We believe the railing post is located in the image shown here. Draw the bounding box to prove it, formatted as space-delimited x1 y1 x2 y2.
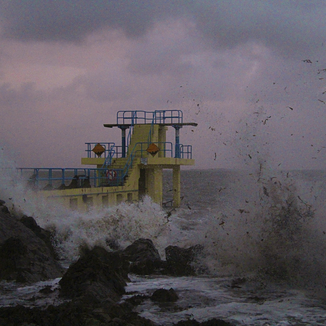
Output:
119 126 129 158
173 125 182 158
49 169 53 187
34 169 39 188
61 169 65 186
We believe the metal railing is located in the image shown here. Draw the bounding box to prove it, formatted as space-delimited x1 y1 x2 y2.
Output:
178 144 193 159
102 144 116 168
154 110 183 124
18 141 179 190
117 110 183 125
18 167 126 190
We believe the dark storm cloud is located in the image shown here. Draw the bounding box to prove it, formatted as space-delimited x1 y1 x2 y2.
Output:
0 0 185 42
1 0 325 57
189 0 326 57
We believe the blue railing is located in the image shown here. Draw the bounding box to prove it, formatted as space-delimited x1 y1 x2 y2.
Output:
19 141 178 190
179 144 193 159
20 110 194 191
117 110 154 124
117 110 183 125
154 110 183 124
102 143 116 168
18 167 125 190
85 141 191 161
126 111 137 149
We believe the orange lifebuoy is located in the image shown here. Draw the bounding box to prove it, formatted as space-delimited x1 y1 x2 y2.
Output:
106 170 117 181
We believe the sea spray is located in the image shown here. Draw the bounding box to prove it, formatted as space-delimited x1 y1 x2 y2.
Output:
0 148 30 215
186 107 326 288
0 150 173 262
44 196 172 262
184 165 326 294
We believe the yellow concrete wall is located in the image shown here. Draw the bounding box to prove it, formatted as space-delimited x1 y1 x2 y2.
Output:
41 185 138 212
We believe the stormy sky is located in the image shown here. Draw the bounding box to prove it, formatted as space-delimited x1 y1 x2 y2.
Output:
1 0 326 170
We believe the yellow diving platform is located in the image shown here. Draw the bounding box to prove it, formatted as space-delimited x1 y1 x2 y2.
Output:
19 110 197 211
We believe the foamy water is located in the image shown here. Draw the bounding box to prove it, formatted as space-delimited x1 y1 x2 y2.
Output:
124 274 326 325
2 147 326 324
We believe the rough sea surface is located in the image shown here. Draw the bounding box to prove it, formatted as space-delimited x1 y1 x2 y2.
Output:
1 161 326 325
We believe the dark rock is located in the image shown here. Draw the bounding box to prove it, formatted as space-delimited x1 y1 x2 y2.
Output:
174 319 234 326
0 305 52 326
0 200 10 214
122 238 166 275
0 299 159 326
20 215 58 259
230 277 246 289
174 321 200 326
59 246 129 302
125 294 150 306
106 238 120 250
165 244 204 276
39 286 54 294
150 288 179 302
0 210 63 283
201 318 234 325
105 301 157 326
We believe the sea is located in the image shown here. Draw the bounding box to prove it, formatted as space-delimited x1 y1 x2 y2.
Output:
1 158 326 325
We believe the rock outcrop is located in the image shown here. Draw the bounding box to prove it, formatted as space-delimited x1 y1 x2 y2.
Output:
59 246 129 302
150 288 179 302
122 238 166 275
0 206 63 283
165 244 204 276
0 200 234 326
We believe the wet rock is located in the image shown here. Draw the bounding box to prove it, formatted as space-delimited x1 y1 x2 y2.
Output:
59 246 129 302
174 319 234 326
201 319 234 325
39 286 54 295
0 299 159 326
125 294 150 306
105 301 157 326
165 244 204 276
230 277 246 289
0 200 10 214
20 215 58 259
122 238 166 275
0 210 63 283
174 321 201 326
150 288 179 302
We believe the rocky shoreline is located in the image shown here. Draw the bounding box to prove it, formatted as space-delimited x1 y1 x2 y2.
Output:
0 200 234 326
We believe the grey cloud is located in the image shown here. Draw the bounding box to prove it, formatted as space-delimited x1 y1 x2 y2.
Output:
0 0 184 42
1 0 326 58
189 0 326 57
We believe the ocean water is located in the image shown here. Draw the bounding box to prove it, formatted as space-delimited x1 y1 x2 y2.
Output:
1 155 326 325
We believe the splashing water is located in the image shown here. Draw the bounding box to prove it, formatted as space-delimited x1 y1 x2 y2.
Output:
43 196 173 262
0 149 173 262
3 147 326 324
2 144 326 290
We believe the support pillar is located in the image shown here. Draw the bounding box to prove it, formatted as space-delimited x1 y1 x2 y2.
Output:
118 126 128 158
146 167 163 205
173 165 181 207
